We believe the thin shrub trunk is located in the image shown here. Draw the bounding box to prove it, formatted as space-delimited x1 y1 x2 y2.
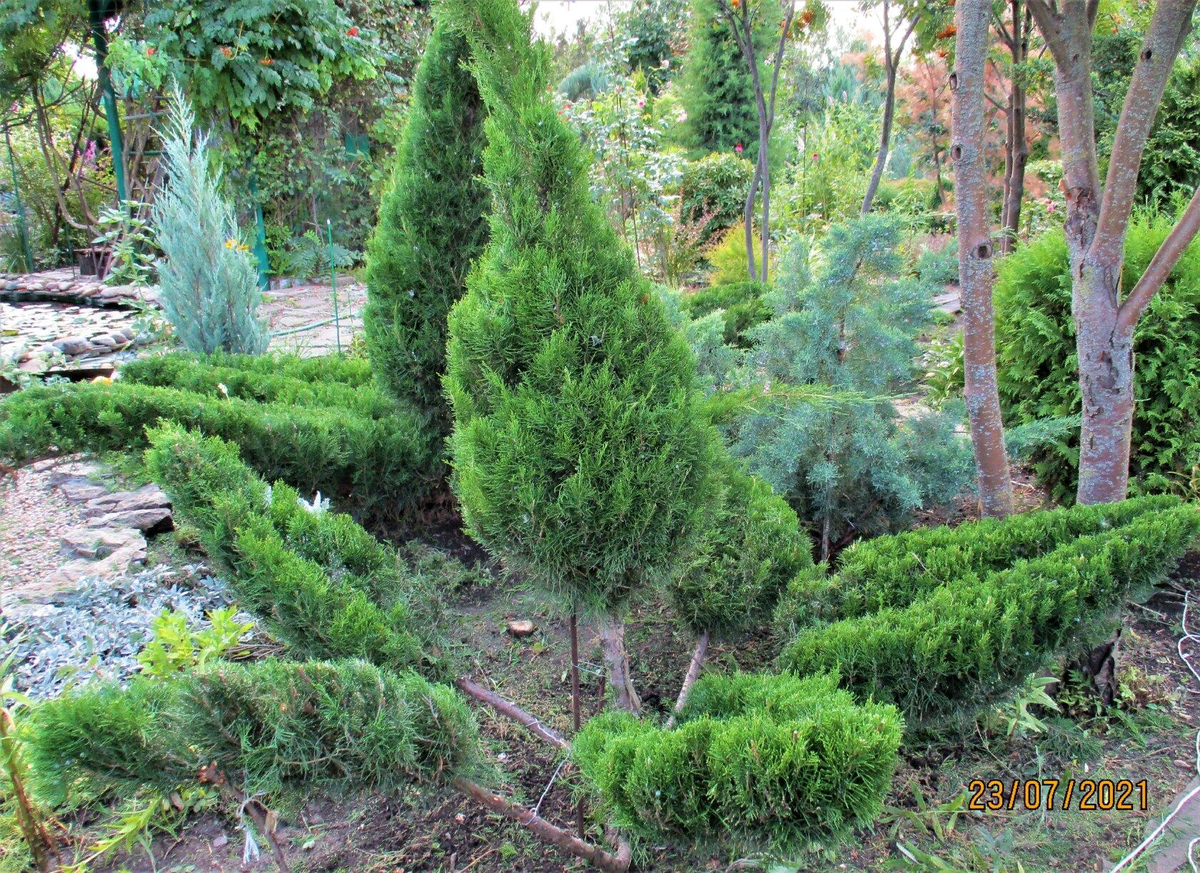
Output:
598 615 640 714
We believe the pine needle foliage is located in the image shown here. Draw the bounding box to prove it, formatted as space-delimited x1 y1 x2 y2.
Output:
152 84 268 355
781 503 1200 726
28 659 477 804
0 379 436 517
572 672 902 848
707 219 973 558
439 0 719 614
995 218 1200 503
144 425 443 675
364 22 489 432
668 461 814 637
775 494 1181 632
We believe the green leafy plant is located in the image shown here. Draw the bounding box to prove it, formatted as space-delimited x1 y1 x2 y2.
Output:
136 606 253 678
152 83 268 355
283 229 354 281
679 151 756 242
923 331 964 404
704 221 765 285
92 201 156 287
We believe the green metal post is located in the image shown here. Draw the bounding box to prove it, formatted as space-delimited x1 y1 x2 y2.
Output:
248 172 270 291
328 219 341 356
88 0 126 204
4 132 33 272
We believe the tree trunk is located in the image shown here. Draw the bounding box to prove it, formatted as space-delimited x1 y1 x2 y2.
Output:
743 159 760 280
999 0 1030 253
1029 0 1199 504
953 0 1015 517
598 615 641 714
862 63 897 216
665 631 709 729
758 129 771 283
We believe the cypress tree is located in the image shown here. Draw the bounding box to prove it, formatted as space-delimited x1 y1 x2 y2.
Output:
364 22 489 434
677 0 770 156
441 0 719 713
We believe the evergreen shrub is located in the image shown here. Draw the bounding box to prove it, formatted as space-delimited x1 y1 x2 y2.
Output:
681 281 771 348
120 352 400 418
680 152 756 241
705 222 765 285
776 494 1181 631
572 672 901 846
669 463 815 637
144 425 441 674
29 659 477 803
781 504 1200 724
364 22 489 434
0 381 436 516
995 217 1200 502
441 0 718 615
152 85 269 356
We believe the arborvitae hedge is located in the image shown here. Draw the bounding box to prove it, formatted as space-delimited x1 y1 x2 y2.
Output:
364 21 489 434
0 380 436 517
995 217 1200 502
440 0 718 613
145 425 441 675
776 494 1182 631
572 672 901 847
29 659 477 803
781 504 1200 724
121 352 398 418
669 463 813 637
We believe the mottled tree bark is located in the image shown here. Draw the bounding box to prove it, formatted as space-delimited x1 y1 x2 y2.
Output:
953 0 1015 518
1029 0 1200 504
598 615 641 714
998 0 1031 252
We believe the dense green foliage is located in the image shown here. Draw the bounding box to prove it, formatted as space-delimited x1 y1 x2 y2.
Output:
680 280 770 348
364 22 489 431
145 425 443 674
715 220 973 556
775 494 1181 634
152 87 268 355
995 218 1200 502
677 0 768 156
572 672 901 847
668 462 813 636
781 503 1200 725
0 378 436 517
441 0 717 613
121 352 397 417
679 151 756 240
29 659 477 804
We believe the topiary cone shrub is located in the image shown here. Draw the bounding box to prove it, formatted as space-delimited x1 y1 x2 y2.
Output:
364 21 489 437
441 0 719 713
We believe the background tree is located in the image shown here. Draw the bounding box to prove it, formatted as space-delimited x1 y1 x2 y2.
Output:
442 0 718 713
952 0 1014 517
364 21 488 436
1027 0 1200 504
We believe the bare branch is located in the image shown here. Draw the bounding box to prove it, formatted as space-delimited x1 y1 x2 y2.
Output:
1027 0 1068 62
1117 185 1200 331
993 8 1015 48
455 677 570 750
665 631 710 730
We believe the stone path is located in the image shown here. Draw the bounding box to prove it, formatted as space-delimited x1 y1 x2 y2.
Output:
1 270 367 379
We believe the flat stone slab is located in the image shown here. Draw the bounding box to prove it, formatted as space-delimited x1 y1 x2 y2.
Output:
83 483 170 516
86 506 173 533
49 461 107 487
61 527 146 560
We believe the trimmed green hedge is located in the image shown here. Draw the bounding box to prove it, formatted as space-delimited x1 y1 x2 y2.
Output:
120 352 401 419
776 495 1181 630
145 425 441 675
781 504 1200 724
28 659 477 803
0 380 437 516
572 672 901 847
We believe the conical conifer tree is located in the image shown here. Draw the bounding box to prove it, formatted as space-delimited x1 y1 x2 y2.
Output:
364 22 489 435
441 0 718 713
